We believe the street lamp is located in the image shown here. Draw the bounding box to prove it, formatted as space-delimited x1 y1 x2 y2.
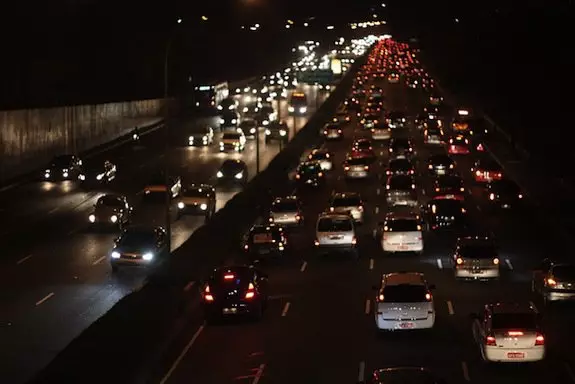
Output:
163 17 182 252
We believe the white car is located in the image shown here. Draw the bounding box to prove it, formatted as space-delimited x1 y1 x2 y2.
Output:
453 236 500 280
371 124 391 140
314 212 358 257
379 212 423 254
471 303 545 363
373 272 435 331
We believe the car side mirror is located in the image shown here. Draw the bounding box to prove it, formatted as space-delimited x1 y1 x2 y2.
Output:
469 312 480 321
428 284 436 290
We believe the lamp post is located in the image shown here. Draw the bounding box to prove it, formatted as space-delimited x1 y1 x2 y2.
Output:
164 17 182 252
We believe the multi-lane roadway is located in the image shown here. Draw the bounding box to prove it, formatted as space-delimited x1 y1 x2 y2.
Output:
0 76 327 383
146 62 575 384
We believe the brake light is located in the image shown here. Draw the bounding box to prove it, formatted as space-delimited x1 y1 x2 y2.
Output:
224 274 235 280
295 174 300 179
338 130 342 134
318 172 323 177
435 188 440 192
546 278 556 286
295 214 301 221
351 237 357 245
428 164 432 169
508 331 524 336
456 257 463 265
377 294 384 302
476 170 482 176
493 258 499 265
344 166 350 171
486 335 496 346
314 239 319 246
371 129 375 133
204 285 214 302
386 170 391 175
244 244 249 250
329 207 335 212
358 205 364 211
425 293 432 301
535 333 545 346
409 169 414 174
364 165 369 170
245 282 256 299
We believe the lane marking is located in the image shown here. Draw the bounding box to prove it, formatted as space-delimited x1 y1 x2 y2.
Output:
16 254 33 265
48 207 59 214
447 300 455 315
364 299 371 315
476 205 482 212
369 258 374 270
159 324 205 384
183 281 195 292
436 258 443 269
376 188 380 195
35 292 55 306
92 255 106 265
374 206 379 214
300 261 308 272
564 363 575 383
505 259 513 270
358 361 366 382
281 302 291 317
252 363 265 384
421 189 426 196
461 361 470 381
529 301 539 313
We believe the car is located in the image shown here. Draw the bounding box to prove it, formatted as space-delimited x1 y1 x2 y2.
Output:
238 118 258 138
423 195 467 230
352 138 373 151
385 111 407 129
314 212 358 257
269 196 303 226
242 102 261 119
143 172 182 199
188 125 214 146
343 153 373 179
371 122 391 141
424 127 444 145
258 103 277 126
364 100 383 114
471 158 503 183
447 135 470 155
200 266 269 321
88 194 132 229
345 97 361 114
387 73 400 83
453 236 500 280
388 138 413 158
219 131 247 152
363 367 447 384
332 110 351 124
323 123 343 140
378 211 423 254
360 113 381 130
265 121 289 144
308 149 333 171
43 154 84 181
427 154 455 176
109 225 168 272
219 111 240 129
217 97 238 112
216 159 248 184
433 174 465 196
532 259 575 304
175 184 216 220
385 175 417 207
422 103 440 115
386 158 415 177
87 160 117 184
372 272 436 331
295 161 325 187
328 192 364 223
429 94 443 105
243 224 289 262
486 179 523 209
471 302 545 363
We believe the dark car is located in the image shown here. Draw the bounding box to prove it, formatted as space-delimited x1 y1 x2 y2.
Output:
423 196 467 231
243 224 289 262
109 225 168 272
385 111 407 128
219 111 240 129
265 121 289 144
433 174 465 196
175 184 216 219
88 160 117 184
386 158 415 177
486 179 523 209
388 138 413 158
188 125 214 146
427 154 455 176
216 159 248 184
295 161 325 187
88 194 132 229
43 154 84 181
200 265 269 321
217 97 237 112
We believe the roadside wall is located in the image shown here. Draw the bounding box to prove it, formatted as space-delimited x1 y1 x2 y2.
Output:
0 99 163 181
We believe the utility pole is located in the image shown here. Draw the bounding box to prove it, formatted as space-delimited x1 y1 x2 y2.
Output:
256 127 260 173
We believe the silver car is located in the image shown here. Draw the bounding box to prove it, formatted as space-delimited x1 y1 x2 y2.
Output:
269 196 303 226
314 212 358 257
328 192 364 223
88 194 132 229
385 175 418 207
453 236 500 280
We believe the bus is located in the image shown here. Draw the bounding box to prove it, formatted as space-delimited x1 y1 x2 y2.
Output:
288 92 308 116
193 82 229 110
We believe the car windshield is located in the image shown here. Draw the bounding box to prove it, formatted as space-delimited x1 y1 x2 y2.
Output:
391 139 410 148
97 196 123 207
355 141 371 149
310 152 328 161
317 217 353 232
426 126 442 134
389 177 413 190
492 313 538 330
272 201 298 212
51 155 73 167
148 174 165 185
386 219 419 232
222 161 243 171
437 176 463 188
223 133 241 140
477 159 502 171
210 268 252 286
430 200 462 213
459 244 497 259
332 197 362 207
552 265 575 280
120 231 156 247
240 120 256 128
388 112 405 119
183 188 211 198
347 157 369 166
382 284 427 303
390 159 412 171
430 155 452 165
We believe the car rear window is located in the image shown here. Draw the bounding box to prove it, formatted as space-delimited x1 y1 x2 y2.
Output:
459 244 497 259
333 197 362 207
382 284 427 303
386 219 419 232
318 217 353 232
492 313 538 330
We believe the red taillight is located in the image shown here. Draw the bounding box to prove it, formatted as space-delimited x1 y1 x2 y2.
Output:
456 258 463 265
535 333 545 346
351 237 357 245
475 170 482 176
425 293 432 301
204 285 214 302
245 282 256 300
295 214 301 221
338 130 342 134
224 274 235 280
364 165 369 170
409 169 414 174
344 166 350 171
377 294 384 302
486 335 496 346
323 131 328 135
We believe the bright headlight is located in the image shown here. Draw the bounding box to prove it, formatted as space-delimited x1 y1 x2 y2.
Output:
142 252 154 261
265 129 271 135
111 251 120 259
200 203 208 210
96 173 104 180
219 119 225 124
231 119 237 124
280 130 287 136
299 107 307 113
263 120 269 126
217 105 223 110
243 107 248 113
202 135 208 142
250 128 256 134
288 106 295 112
188 136 194 143
228 105 234 110
177 202 185 209
89 214 95 223
63 172 69 178
235 172 244 179
217 171 224 178
45 169 50 173
110 215 118 223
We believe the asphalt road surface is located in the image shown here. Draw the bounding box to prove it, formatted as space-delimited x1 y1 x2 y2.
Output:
0 79 327 384
147 76 575 384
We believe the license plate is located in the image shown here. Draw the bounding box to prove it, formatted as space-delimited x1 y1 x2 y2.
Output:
259 249 270 254
437 170 445 175
399 322 414 329
222 308 238 314
398 245 409 250
471 270 484 274
507 352 524 359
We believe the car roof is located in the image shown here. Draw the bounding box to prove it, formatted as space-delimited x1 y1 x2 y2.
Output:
384 272 425 286
318 212 353 220
385 211 420 220
332 192 361 199
488 302 537 315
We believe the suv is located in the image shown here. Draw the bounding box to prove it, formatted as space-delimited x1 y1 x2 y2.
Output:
314 212 358 257
373 272 436 331
378 212 423 254
328 192 364 223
